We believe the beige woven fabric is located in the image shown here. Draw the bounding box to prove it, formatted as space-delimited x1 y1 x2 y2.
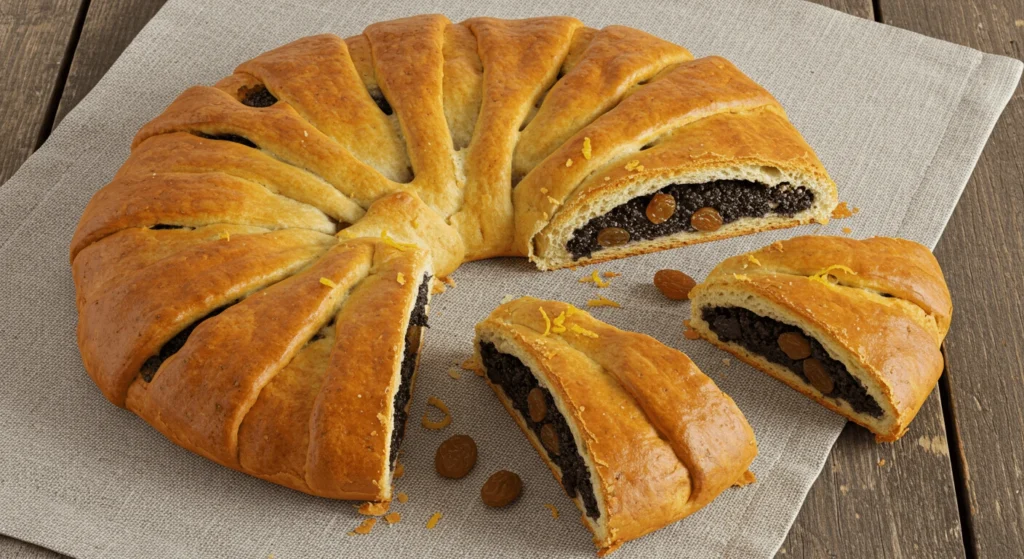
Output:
0 1 1019 557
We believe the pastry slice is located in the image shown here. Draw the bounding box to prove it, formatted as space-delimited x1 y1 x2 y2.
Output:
471 297 756 555
689 236 952 442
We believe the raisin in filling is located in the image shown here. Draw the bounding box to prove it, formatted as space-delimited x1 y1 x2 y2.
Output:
702 306 884 417
195 132 258 149
566 180 814 260
238 84 278 108
479 341 600 519
140 302 236 382
388 274 431 467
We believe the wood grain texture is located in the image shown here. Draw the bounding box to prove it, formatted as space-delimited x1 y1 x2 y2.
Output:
53 0 168 127
781 1 968 557
881 0 1024 556
0 0 84 185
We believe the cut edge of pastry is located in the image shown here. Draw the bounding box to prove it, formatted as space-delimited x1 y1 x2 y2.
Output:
472 330 616 554
532 163 835 270
689 282 907 442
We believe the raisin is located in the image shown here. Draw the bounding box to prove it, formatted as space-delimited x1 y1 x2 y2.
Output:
654 269 697 301
645 192 676 224
481 470 522 508
691 207 724 232
596 227 630 248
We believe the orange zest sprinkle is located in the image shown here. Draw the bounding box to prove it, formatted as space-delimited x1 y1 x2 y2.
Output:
381 230 418 251
582 137 592 160
319 277 338 288
348 518 377 536
569 323 599 338
602 271 620 278
539 307 552 336
551 311 567 334
421 396 452 430
579 270 610 287
809 264 857 287
384 512 401 525
587 296 621 308
747 255 761 266
426 512 443 529
544 504 559 518
565 304 582 317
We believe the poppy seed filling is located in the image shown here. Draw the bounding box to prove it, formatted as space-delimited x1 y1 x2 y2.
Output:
389 274 431 467
479 341 600 519
702 306 883 417
566 180 814 260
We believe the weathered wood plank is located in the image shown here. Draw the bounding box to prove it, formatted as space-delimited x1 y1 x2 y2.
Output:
781 1 967 557
53 0 168 127
0 0 85 184
880 0 1024 556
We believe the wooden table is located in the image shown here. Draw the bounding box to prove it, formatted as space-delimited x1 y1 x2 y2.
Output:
1 1 1020 557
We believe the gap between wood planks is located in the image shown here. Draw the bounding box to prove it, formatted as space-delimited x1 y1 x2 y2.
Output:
33 0 91 150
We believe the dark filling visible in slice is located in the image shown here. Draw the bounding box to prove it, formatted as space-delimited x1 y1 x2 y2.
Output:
370 91 393 116
388 274 431 467
479 341 600 519
150 224 186 230
566 180 814 260
238 84 278 108
140 302 236 382
195 132 258 149
701 306 883 417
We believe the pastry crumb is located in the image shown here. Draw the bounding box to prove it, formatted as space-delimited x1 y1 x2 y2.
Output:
393 462 405 479
831 202 854 219
565 158 573 167
397 492 409 503
842 227 852 235
683 327 701 340
319 277 338 288
877 458 886 467
543 503 559 518
582 137 592 160
384 512 401 525
426 512 443 529
348 517 377 536
547 195 560 205
604 176 610 181
624 159 640 171
602 271 620 278
500 294 516 304
587 296 621 308
448 368 462 380
358 501 391 516
540 187 548 194
422 397 452 430
722 358 732 366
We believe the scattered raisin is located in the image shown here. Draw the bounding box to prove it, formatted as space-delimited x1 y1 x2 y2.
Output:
778 332 812 360
691 207 724 232
803 358 835 395
481 470 523 508
645 193 676 224
653 269 697 301
596 227 630 248
435 434 478 479
540 424 560 456
527 388 547 423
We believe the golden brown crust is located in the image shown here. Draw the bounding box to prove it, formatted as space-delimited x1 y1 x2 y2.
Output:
689 236 951 441
72 16 833 502
474 297 756 553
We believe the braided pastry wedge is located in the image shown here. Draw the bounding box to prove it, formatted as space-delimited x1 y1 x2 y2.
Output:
471 297 756 555
689 236 952 442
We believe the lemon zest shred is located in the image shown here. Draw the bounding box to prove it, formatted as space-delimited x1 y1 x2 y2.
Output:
587 296 621 308
732 273 750 281
809 264 858 287
319 277 338 288
570 324 599 338
426 512 443 529
565 304 582 317
544 503 560 518
747 254 761 266
539 308 551 336
592 270 610 288
547 196 560 206
582 137 592 160
396 272 406 285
